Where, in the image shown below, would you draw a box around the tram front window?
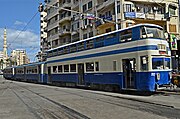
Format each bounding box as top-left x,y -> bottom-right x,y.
152,58 -> 170,70
141,27 -> 165,39
164,58 -> 170,69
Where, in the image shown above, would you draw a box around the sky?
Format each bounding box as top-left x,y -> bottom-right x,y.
0,0 -> 44,62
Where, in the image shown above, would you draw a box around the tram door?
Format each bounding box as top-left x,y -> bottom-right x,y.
38,65 -> 41,82
47,67 -> 52,83
77,63 -> 85,85
122,58 -> 136,89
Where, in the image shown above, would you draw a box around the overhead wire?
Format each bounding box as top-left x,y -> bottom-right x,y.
7,11 -> 39,49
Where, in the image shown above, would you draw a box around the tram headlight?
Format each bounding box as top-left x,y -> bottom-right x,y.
169,72 -> 172,79
156,73 -> 160,80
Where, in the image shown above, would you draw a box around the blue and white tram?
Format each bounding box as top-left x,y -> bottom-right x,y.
3,62 -> 47,83
46,24 -> 172,91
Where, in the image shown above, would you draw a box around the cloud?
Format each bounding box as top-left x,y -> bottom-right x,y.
14,20 -> 27,26
0,28 -> 40,62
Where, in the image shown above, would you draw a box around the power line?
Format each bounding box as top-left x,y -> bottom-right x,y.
7,11 -> 39,49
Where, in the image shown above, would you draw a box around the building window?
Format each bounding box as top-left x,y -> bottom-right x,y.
124,4 -> 132,12
64,65 -> 69,72
106,28 -> 111,33
89,31 -> 93,38
113,61 -> 117,71
88,1 -> 92,9
70,64 -> 76,72
86,62 -> 94,72
169,24 -> 176,33
83,33 -> 87,39
169,5 -> 176,16
83,4 -> 87,12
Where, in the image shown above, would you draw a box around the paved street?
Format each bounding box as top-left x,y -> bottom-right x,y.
0,78 -> 180,119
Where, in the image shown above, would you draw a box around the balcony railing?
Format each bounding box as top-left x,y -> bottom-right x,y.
47,22 -> 59,31
59,29 -> 71,36
124,12 -> 166,21
59,15 -> 71,23
96,0 -> 114,11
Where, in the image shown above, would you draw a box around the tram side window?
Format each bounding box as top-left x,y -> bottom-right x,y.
58,65 -> 63,73
49,51 -> 53,57
63,47 -> 69,54
70,64 -> 76,72
86,40 -> 94,49
64,65 -> 69,72
58,48 -> 63,55
86,62 -> 94,72
120,29 -> 132,42
106,33 -> 116,39
95,37 -> 104,48
113,61 -> 117,71
77,42 -> 85,51
95,62 -> 99,71
70,44 -> 77,53
53,66 -> 58,73
53,50 -> 57,56
141,56 -> 148,70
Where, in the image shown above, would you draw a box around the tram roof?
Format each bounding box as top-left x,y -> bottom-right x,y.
48,23 -> 163,52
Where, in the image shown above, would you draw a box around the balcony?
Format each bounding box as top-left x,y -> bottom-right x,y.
146,14 -> 165,21
47,33 -> 59,42
124,12 -> 166,21
96,0 -> 114,11
47,22 -> 59,31
47,10 -> 59,20
47,0 -> 58,6
59,29 -> 71,36
59,15 -> 71,24
59,1 -> 71,9
72,2 -> 79,9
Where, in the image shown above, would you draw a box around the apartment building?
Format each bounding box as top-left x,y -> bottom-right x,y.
44,0 -> 179,46
10,49 -> 30,66
38,10 -> 48,62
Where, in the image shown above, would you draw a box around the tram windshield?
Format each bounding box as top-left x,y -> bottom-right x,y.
141,27 -> 165,39
152,58 -> 170,70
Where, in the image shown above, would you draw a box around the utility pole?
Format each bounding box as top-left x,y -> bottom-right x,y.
115,0 -> 118,30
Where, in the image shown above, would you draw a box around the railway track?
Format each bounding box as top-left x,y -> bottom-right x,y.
6,82 -> 90,119
3,80 -> 180,119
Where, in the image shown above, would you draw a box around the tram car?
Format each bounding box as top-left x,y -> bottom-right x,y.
46,24 -> 172,91
3,62 -> 47,83
3,24 -> 172,92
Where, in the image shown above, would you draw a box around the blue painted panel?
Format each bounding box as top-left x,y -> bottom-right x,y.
51,74 -> 78,83
42,74 -> 48,83
15,74 -> 24,79
136,71 -> 171,91
132,27 -> 140,40
104,37 -> 119,46
26,74 -> 39,81
84,72 -> 123,87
